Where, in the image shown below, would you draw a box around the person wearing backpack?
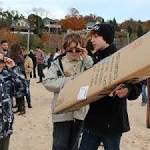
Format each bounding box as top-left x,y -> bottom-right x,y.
43,32 -> 93,150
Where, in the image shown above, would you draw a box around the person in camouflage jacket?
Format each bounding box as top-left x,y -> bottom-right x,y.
0,52 -> 27,150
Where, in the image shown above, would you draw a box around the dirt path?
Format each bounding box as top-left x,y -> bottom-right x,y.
10,79 -> 53,150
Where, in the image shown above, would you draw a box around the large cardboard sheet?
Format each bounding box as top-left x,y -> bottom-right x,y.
54,32 -> 150,113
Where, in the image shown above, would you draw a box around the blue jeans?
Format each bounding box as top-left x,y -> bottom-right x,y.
79,128 -> 121,150
25,80 -> 31,106
53,120 -> 83,150
69,119 -> 83,150
142,84 -> 147,103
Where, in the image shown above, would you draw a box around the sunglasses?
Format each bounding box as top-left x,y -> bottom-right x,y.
0,60 -> 5,64
67,48 -> 82,53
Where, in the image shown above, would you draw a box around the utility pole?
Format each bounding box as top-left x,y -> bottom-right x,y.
48,21 -> 51,48
27,26 -> 30,51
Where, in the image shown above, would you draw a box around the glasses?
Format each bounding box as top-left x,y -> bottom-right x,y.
0,60 -> 5,64
67,48 -> 81,53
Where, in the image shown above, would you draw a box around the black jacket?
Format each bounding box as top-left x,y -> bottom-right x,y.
28,52 -> 36,66
84,44 -> 142,135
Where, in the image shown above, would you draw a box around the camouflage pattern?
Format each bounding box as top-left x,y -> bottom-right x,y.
0,66 -> 27,139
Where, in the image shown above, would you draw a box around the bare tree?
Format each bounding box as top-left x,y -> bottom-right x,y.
32,7 -> 46,18
68,8 -> 80,17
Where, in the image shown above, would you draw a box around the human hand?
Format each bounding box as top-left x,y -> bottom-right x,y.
4,57 -> 15,69
77,47 -> 88,59
113,84 -> 129,98
64,71 -> 72,77
0,53 -> 4,60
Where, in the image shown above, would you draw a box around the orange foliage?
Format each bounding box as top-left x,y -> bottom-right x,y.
0,28 -> 21,44
143,20 -> 150,31
120,19 -> 141,32
41,32 -> 49,44
60,16 -> 86,31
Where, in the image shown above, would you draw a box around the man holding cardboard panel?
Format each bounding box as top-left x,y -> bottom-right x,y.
79,23 -> 142,150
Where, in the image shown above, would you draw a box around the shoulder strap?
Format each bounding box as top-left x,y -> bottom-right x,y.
58,57 -> 64,73
54,53 -> 66,73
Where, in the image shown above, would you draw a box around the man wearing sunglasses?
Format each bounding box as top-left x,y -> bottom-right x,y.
43,32 -> 93,150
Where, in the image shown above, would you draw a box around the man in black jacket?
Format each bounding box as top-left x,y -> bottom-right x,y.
79,23 -> 142,150
28,50 -> 37,78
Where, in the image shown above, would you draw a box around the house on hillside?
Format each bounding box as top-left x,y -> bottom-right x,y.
86,16 -> 104,31
43,18 -> 61,34
10,19 -> 34,34
80,20 -> 103,36
86,22 -> 96,30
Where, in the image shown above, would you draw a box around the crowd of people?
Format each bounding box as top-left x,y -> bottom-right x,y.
0,39 -> 63,150
0,23 -> 148,150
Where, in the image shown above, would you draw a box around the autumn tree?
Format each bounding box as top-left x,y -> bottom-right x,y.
60,8 -> 86,31
143,20 -> 150,32
0,28 -> 23,44
41,32 -> 49,44
84,14 -> 104,24
60,16 -> 86,31
120,19 -> 141,33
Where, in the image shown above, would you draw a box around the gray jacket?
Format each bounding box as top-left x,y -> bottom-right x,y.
43,55 -> 93,122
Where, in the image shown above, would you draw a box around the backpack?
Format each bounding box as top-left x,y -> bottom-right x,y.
55,53 -> 84,77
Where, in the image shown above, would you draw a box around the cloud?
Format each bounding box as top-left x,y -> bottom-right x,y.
0,0 -> 149,22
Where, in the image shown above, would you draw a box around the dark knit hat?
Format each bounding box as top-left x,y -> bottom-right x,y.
91,23 -> 115,44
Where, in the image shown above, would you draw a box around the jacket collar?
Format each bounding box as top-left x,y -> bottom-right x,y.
93,44 -> 117,64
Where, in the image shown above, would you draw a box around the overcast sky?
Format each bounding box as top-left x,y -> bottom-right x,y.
0,0 -> 149,22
